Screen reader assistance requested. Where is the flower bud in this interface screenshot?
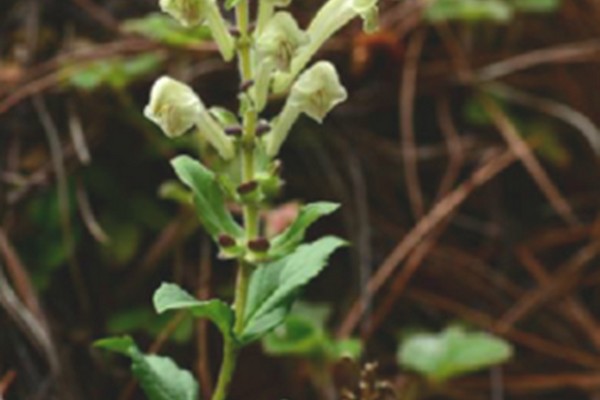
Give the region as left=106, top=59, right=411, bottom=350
left=144, top=76, right=235, bottom=159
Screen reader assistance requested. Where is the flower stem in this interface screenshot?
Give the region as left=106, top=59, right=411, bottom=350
left=210, top=338, right=237, bottom=400
left=211, top=1, right=259, bottom=398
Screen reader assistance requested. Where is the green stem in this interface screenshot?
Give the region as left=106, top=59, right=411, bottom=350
left=211, top=2, right=260, bottom=399
left=210, top=338, right=238, bottom=400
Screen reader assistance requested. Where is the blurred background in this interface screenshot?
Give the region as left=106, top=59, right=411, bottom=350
left=1, top=0, right=600, bottom=399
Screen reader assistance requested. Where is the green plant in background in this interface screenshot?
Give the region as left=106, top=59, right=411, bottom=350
left=398, top=326, right=513, bottom=383
left=95, top=0, right=379, bottom=398
left=425, top=0, right=562, bottom=22
left=262, top=302, right=362, bottom=394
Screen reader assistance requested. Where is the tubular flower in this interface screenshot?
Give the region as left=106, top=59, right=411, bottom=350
left=265, top=62, right=347, bottom=156
left=253, top=12, right=309, bottom=110
left=256, top=12, right=308, bottom=72
left=144, top=76, right=235, bottom=159
left=159, top=0, right=205, bottom=26
left=159, top=0, right=235, bottom=60
left=272, top=0, right=378, bottom=93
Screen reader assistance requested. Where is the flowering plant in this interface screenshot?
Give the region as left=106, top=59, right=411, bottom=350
left=96, top=0, right=377, bottom=398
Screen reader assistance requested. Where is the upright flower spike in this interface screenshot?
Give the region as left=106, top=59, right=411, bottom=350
left=272, top=0, right=378, bottom=93
left=265, top=62, right=347, bottom=156
left=144, top=76, right=235, bottom=159
left=159, top=0, right=235, bottom=60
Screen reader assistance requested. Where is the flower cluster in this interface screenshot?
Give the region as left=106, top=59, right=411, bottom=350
left=146, top=0, right=378, bottom=161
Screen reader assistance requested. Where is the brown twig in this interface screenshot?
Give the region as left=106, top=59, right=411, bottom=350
left=515, top=246, right=600, bottom=351
left=479, top=94, right=581, bottom=226
left=0, top=370, right=17, bottom=398
left=475, top=39, right=600, bottom=82
left=496, top=239, right=600, bottom=332
left=400, top=28, right=427, bottom=219
left=338, top=149, right=518, bottom=337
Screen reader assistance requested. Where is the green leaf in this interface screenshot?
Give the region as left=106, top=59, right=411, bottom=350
left=398, top=326, right=513, bottom=382
left=425, top=0, right=513, bottom=22
left=62, top=54, right=161, bottom=91
left=262, top=302, right=362, bottom=361
left=269, top=202, right=340, bottom=258
left=153, top=282, right=235, bottom=339
left=171, top=155, right=243, bottom=240
left=96, top=336, right=198, bottom=400
left=95, top=336, right=137, bottom=355
left=122, top=13, right=211, bottom=47
left=512, top=0, right=561, bottom=12
left=331, top=338, right=362, bottom=360
left=239, top=236, right=346, bottom=344
left=263, top=315, right=327, bottom=357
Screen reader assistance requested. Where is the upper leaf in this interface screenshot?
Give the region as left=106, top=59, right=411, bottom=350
left=96, top=336, right=198, bottom=400
left=398, top=326, right=513, bottom=382
left=239, top=236, right=346, bottom=344
left=269, top=202, right=340, bottom=258
left=171, top=155, right=243, bottom=240
left=153, top=282, right=235, bottom=339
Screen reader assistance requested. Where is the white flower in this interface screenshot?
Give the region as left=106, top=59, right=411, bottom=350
left=144, top=76, right=235, bottom=159
left=289, top=61, right=347, bottom=122
left=159, top=0, right=235, bottom=60
left=272, top=0, right=378, bottom=93
left=144, top=76, right=201, bottom=138
left=159, top=0, right=206, bottom=27
left=256, top=12, right=309, bottom=72
left=265, top=62, right=347, bottom=156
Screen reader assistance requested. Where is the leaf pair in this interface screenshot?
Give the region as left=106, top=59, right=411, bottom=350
left=173, top=154, right=340, bottom=261
left=151, top=236, right=346, bottom=345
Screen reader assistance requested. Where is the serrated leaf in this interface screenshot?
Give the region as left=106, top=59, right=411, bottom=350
left=269, top=202, right=340, bottom=258
left=239, top=236, right=346, bottom=344
left=171, top=155, right=243, bottom=240
left=132, top=354, right=198, bottom=400
left=153, top=282, right=234, bottom=339
left=96, top=336, right=198, bottom=400
left=398, top=326, right=513, bottom=382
